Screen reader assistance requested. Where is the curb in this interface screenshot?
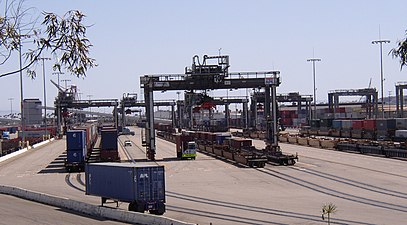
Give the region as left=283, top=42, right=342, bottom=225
left=0, top=138, right=55, bottom=163
left=0, top=185, right=195, bottom=225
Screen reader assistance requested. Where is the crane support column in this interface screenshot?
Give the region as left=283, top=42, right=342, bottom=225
left=265, top=87, right=272, bottom=143
left=225, top=101, right=230, bottom=129
left=271, top=84, right=278, bottom=147
left=243, top=100, right=248, bottom=129
left=144, top=80, right=156, bottom=160
left=171, top=103, right=176, bottom=128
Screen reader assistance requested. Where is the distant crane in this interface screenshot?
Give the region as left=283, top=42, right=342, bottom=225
left=358, top=78, right=372, bottom=103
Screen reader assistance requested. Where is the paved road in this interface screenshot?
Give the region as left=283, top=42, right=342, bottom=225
left=1, top=128, right=407, bottom=224
left=0, top=194, right=127, bottom=225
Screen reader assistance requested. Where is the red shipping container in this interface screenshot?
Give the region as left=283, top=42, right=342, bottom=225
left=363, top=119, right=376, bottom=131
left=281, top=118, right=293, bottom=125
left=352, top=120, right=364, bottom=130
left=230, top=138, right=252, bottom=149
left=335, top=107, right=346, bottom=113
left=100, top=150, right=119, bottom=161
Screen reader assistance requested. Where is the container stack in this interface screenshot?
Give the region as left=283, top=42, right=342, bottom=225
left=318, top=118, right=333, bottom=136
left=66, top=130, right=87, bottom=167
left=280, top=110, right=295, bottom=127
left=309, top=119, right=320, bottom=135
left=394, top=118, right=407, bottom=141
left=376, top=119, right=396, bottom=140
left=362, top=119, right=376, bottom=139
left=331, top=120, right=342, bottom=137
left=340, top=120, right=352, bottom=138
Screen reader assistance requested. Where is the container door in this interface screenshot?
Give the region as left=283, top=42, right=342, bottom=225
left=150, top=166, right=165, bottom=202
left=67, top=131, right=86, bottom=150
left=135, top=166, right=165, bottom=201
left=67, top=150, right=84, bottom=163
left=135, top=167, right=151, bottom=201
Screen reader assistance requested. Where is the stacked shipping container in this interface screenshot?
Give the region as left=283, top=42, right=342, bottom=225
left=66, top=130, right=87, bottom=168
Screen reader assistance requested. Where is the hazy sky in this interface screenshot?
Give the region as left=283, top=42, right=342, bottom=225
left=0, top=0, right=407, bottom=112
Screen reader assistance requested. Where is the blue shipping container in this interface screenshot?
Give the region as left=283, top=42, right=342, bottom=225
left=332, top=120, right=342, bottom=129
left=67, top=130, right=86, bottom=151
left=85, top=163, right=165, bottom=213
left=101, top=129, right=118, bottom=150
left=216, top=133, right=231, bottom=145
left=376, top=119, right=396, bottom=131
left=67, top=150, right=85, bottom=164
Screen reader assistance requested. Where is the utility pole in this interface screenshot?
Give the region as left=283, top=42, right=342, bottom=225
left=39, top=57, right=51, bottom=138
left=19, top=30, right=25, bottom=146
left=16, top=29, right=34, bottom=146
left=8, top=98, right=13, bottom=115
left=307, top=58, right=321, bottom=120
left=372, top=39, right=390, bottom=118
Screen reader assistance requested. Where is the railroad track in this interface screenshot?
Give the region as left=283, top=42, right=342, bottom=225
left=257, top=167, right=407, bottom=214
left=118, top=137, right=160, bottom=166
left=117, top=138, right=135, bottom=163
left=297, top=154, right=407, bottom=179
left=64, top=173, right=85, bottom=192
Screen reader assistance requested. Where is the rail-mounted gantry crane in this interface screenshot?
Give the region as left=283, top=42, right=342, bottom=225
left=140, top=55, right=282, bottom=160
left=52, top=80, right=119, bottom=135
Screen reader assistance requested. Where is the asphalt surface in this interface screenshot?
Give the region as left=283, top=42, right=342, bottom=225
left=0, top=194, right=127, bottom=225
left=1, top=127, right=407, bottom=224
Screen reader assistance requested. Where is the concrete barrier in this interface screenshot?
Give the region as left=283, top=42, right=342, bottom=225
left=297, top=137, right=309, bottom=146
left=0, top=146, right=29, bottom=163
left=288, top=136, right=298, bottom=144
left=320, top=139, right=336, bottom=149
left=32, top=138, right=55, bottom=148
left=0, top=185, right=195, bottom=225
left=308, top=138, right=321, bottom=148
left=0, top=138, right=55, bottom=163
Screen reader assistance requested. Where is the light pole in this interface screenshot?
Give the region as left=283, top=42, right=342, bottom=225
left=18, top=30, right=25, bottom=145
left=39, top=57, right=51, bottom=136
left=372, top=39, right=390, bottom=118
left=307, top=58, right=321, bottom=120
left=8, top=98, right=13, bottom=115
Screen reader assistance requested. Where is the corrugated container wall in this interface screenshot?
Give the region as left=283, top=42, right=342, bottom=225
left=352, top=120, right=364, bottom=130
left=230, top=138, right=252, bottom=149
left=363, top=119, right=376, bottom=131
left=341, top=120, right=353, bottom=130
left=320, top=118, right=333, bottom=128
left=66, top=130, right=86, bottom=151
left=332, top=120, right=342, bottom=129
left=85, top=163, right=165, bottom=203
left=216, top=133, right=231, bottom=145
left=101, top=129, right=118, bottom=150
left=376, top=119, right=396, bottom=131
